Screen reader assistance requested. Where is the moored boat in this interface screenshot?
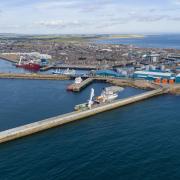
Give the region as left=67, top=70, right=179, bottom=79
left=16, top=57, right=40, bottom=71
left=52, top=69, right=62, bottom=74
left=95, top=86, right=124, bottom=103
left=63, top=68, right=76, bottom=76
left=74, top=86, right=124, bottom=111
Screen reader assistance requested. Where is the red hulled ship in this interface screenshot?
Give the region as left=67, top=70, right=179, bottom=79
left=16, top=57, right=41, bottom=71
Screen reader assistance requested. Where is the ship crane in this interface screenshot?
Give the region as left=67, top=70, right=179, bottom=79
left=18, top=56, right=23, bottom=65
left=88, top=88, right=95, bottom=109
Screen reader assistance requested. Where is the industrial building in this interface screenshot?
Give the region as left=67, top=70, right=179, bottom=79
left=142, top=53, right=160, bottom=63
left=95, top=70, right=121, bottom=77
left=176, top=74, right=180, bottom=83
left=133, top=71, right=174, bottom=80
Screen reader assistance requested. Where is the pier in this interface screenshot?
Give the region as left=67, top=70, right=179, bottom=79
left=0, top=54, right=17, bottom=63
left=0, top=88, right=167, bottom=144
left=0, top=73, right=70, bottom=80
left=40, top=64, right=97, bottom=71
left=67, top=78, right=94, bottom=91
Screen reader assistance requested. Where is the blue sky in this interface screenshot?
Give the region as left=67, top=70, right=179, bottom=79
left=0, top=0, right=180, bottom=34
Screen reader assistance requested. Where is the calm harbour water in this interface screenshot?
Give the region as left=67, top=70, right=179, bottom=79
left=0, top=79, right=180, bottom=180
left=0, top=58, right=89, bottom=75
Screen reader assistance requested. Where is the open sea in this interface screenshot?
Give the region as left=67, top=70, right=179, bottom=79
left=0, top=34, right=180, bottom=180
left=95, top=34, right=180, bottom=49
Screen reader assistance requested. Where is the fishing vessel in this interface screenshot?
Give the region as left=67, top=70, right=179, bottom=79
left=52, top=69, right=62, bottom=74
left=95, top=86, right=124, bottom=103
left=16, top=57, right=40, bottom=71
left=63, top=68, right=76, bottom=76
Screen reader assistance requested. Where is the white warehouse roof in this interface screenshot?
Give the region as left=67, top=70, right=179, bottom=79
left=176, top=73, right=180, bottom=77
left=134, top=71, right=173, bottom=77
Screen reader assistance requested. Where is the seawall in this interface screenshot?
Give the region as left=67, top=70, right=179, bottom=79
left=0, top=73, right=70, bottom=80
left=0, top=88, right=165, bottom=144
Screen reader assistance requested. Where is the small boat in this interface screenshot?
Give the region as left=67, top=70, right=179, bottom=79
left=63, top=68, right=76, bottom=76
left=95, top=86, right=124, bottom=103
left=74, top=77, right=83, bottom=84
left=52, top=69, right=61, bottom=74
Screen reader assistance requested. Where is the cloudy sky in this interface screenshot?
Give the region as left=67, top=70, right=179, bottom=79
left=0, top=0, right=180, bottom=34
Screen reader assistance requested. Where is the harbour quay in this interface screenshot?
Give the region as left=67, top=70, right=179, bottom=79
left=0, top=73, right=70, bottom=80
left=40, top=64, right=97, bottom=71
left=67, top=77, right=94, bottom=91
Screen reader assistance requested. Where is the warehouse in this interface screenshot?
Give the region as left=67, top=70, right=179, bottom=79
left=95, top=70, right=121, bottom=77
left=176, top=74, right=180, bottom=83
left=133, top=71, right=173, bottom=80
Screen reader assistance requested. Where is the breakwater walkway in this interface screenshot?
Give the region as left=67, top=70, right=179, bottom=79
left=67, top=78, right=94, bottom=91
left=40, top=64, right=97, bottom=71
left=0, top=88, right=167, bottom=144
left=0, top=54, right=17, bottom=63
left=0, top=73, right=70, bottom=80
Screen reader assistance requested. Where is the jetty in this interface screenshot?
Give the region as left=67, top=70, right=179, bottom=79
left=67, top=77, right=160, bottom=92
left=0, top=88, right=168, bottom=144
left=0, top=73, right=70, bottom=80
left=67, top=78, right=94, bottom=91
left=40, top=64, right=97, bottom=71
left=0, top=54, right=18, bottom=63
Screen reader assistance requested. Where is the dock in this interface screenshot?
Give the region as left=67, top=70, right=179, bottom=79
left=0, top=73, right=70, bottom=80
left=0, top=88, right=167, bottom=144
left=40, top=64, right=97, bottom=71
left=0, top=54, right=18, bottom=63
left=67, top=78, right=94, bottom=91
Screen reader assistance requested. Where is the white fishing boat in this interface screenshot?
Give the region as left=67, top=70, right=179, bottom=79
left=63, top=68, right=76, bottom=76
left=52, top=69, right=61, bottom=74
left=95, top=86, right=124, bottom=103
left=74, top=77, right=83, bottom=84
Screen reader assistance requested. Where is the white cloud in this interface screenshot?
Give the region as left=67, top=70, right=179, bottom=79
left=36, top=1, right=76, bottom=10
left=0, top=0, right=180, bottom=34
left=36, top=19, right=81, bottom=28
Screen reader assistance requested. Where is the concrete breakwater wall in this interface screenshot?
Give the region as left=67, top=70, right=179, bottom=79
left=0, top=73, right=70, bottom=80
left=40, top=64, right=97, bottom=71
left=0, top=54, right=18, bottom=63
left=0, top=88, right=165, bottom=144
left=68, top=78, right=94, bottom=91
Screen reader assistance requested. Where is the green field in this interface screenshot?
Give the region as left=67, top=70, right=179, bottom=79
left=0, top=34, right=145, bottom=43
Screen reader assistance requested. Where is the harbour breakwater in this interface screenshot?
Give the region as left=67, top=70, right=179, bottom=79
left=0, top=54, right=18, bottom=63
left=0, top=73, right=70, bottom=80
left=0, top=88, right=167, bottom=144
left=40, top=64, right=97, bottom=71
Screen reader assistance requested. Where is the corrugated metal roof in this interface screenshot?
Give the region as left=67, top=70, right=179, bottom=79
left=176, top=73, right=180, bottom=77
left=96, top=70, right=120, bottom=77
left=134, top=71, right=173, bottom=77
